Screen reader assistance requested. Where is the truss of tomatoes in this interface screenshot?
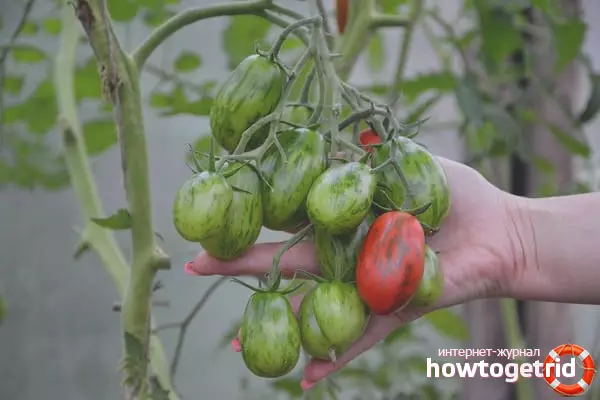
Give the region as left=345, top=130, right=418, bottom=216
left=172, top=49, right=451, bottom=380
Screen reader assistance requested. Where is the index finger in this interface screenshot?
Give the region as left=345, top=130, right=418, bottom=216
left=185, top=241, right=320, bottom=278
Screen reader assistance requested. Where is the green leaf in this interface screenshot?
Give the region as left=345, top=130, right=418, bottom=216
left=454, top=74, right=484, bottom=126
left=270, top=377, right=303, bottom=397
left=382, top=0, right=409, bottom=13
left=552, top=19, right=586, bottom=73
left=474, top=1, right=523, bottom=65
left=4, top=75, right=25, bottom=95
left=553, top=19, right=587, bottom=73
left=0, top=295, right=5, bottom=325
left=384, top=325, right=412, bottom=346
left=578, top=74, right=600, bottom=124
left=149, top=376, right=170, bottom=400
left=425, top=309, right=469, bottom=341
left=75, top=58, right=102, bottom=100
left=531, top=0, right=551, bottom=12
left=367, top=31, right=385, bottom=72
left=223, top=15, right=271, bottom=69
left=3, top=79, right=58, bottom=134
left=12, top=46, right=46, bottom=63
left=401, top=72, right=457, bottom=102
left=42, top=18, right=62, bottom=35
left=91, top=209, right=132, bottom=230
left=532, top=156, right=555, bottom=174
left=83, top=119, right=117, bottom=155
left=21, top=21, right=38, bottom=35
left=174, top=51, right=202, bottom=72
left=151, top=85, right=213, bottom=116
left=548, top=124, right=590, bottom=157
left=107, top=0, right=139, bottom=22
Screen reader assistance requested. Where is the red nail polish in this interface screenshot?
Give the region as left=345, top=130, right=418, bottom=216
left=231, top=338, right=242, bottom=352
left=184, top=262, right=196, bottom=275
left=300, top=379, right=315, bottom=391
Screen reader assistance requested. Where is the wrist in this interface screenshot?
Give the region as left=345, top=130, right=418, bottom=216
left=503, top=192, right=600, bottom=304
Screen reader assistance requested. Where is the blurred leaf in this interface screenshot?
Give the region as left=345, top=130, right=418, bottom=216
left=404, top=94, right=441, bottom=123
left=91, top=208, right=132, bottom=230
left=382, top=0, right=409, bottom=13
left=367, top=31, right=385, bottom=72
left=402, top=72, right=457, bottom=102
left=532, top=156, right=555, bottom=174
left=186, top=135, right=224, bottom=169
left=474, top=1, right=523, bottom=65
left=0, top=295, right=4, bottom=325
left=270, top=377, right=303, bottom=397
left=4, top=75, right=25, bottom=95
left=532, top=0, right=551, bottom=12
left=174, top=51, right=202, bottom=72
left=280, top=37, right=304, bottom=53
left=42, top=18, right=62, bottom=35
left=21, top=21, right=38, bottom=35
left=143, top=9, right=177, bottom=27
left=454, top=74, right=484, bottom=126
left=107, top=0, right=139, bottom=22
left=384, top=325, right=412, bottom=346
left=425, top=309, right=469, bottom=341
left=548, top=124, right=590, bottom=157
left=552, top=19, right=586, bottom=73
left=75, top=58, right=102, bottom=100
left=419, top=383, right=442, bottom=400
left=578, top=74, right=600, bottom=124
left=372, top=365, right=391, bottom=389
left=83, top=119, right=117, bottom=155
left=3, top=79, right=57, bottom=134
left=12, top=46, right=46, bottom=63
left=150, top=85, right=213, bottom=116
left=223, top=15, right=271, bottom=69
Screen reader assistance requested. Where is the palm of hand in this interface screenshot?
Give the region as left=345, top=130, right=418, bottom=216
left=186, top=158, right=517, bottom=387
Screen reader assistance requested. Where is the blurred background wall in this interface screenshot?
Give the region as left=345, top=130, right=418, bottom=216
left=1, top=0, right=599, bottom=399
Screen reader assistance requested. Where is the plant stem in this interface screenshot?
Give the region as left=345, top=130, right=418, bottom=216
left=268, top=16, right=321, bottom=60
left=388, top=0, right=424, bottom=107
left=500, top=299, right=534, bottom=400
left=134, top=0, right=271, bottom=69
left=370, top=13, right=409, bottom=28
left=74, top=1, right=170, bottom=398
left=56, top=5, right=178, bottom=400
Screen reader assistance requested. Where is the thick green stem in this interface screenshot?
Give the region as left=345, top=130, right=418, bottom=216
left=388, top=0, right=425, bottom=107
left=56, top=5, right=178, bottom=400
left=73, top=1, right=169, bottom=398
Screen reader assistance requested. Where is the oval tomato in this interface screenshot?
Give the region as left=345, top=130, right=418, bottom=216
left=358, top=129, right=381, bottom=153
left=336, top=0, right=349, bottom=34
left=356, top=211, right=426, bottom=315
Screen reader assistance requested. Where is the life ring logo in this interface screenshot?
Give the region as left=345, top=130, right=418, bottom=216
left=543, top=344, right=597, bottom=397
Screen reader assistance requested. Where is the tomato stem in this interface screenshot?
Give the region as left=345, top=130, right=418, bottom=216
left=266, top=224, right=314, bottom=290
left=267, top=16, right=321, bottom=61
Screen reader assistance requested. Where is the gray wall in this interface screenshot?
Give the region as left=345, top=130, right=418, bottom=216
left=1, top=1, right=600, bottom=399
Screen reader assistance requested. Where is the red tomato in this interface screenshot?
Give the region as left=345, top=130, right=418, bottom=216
left=358, top=129, right=381, bottom=153
left=336, top=0, right=349, bottom=34
left=356, top=211, right=426, bottom=315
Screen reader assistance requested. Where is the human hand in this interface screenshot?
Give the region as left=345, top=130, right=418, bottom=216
left=185, top=157, right=524, bottom=389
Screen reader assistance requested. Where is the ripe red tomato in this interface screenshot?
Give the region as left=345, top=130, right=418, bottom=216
left=356, top=211, right=426, bottom=315
left=336, top=0, right=349, bottom=34
left=358, top=129, right=381, bottom=153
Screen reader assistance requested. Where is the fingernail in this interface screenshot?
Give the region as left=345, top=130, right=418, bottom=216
left=184, top=262, right=197, bottom=275
left=300, top=379, right=316, bottom=391
left=231, top=338, right=242, bottom=352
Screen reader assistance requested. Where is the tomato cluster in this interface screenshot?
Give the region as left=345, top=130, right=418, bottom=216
left=172, top=49, right=451, bottom=380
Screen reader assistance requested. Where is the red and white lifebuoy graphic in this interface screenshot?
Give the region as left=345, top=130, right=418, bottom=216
left=543, top=344, right=596, bottom=396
